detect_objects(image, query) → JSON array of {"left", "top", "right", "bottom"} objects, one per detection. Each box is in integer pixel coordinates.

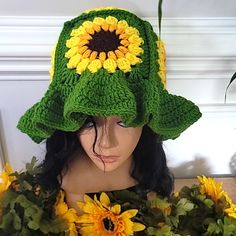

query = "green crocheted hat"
[{"left": 17, "top": 7, "right": 202, "bottom": 143}]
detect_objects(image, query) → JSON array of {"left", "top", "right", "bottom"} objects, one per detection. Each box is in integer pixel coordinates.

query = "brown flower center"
[
  {"left": 87, "top": 30, "right": 121, "bottom": 53},
  {"left": 103, "top": 217, "right": 115, "bottom": 232}
]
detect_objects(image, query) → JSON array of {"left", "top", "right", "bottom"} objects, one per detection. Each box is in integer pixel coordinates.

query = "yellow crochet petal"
[
  {"left": 128, "top": 44, "right": 144, "bottom": 56},
  {"left": 65, "top": 47, "right": 79, "bottom": 58},
  {"left": 93, "top": 17, "right": 105, "bottom": 26},
  {"left": 125, "top": 26, "right": 139, "bottom": 36},
  {"left": 117, "top": 20, "right": 129, "bottom": 29},
  {"left": 128, "top": 35, "right": 144, "bottom": 46},
  {"left": 71, "top": 26, "right": 86, "bottom": 36},
  {"left": 117, "top": 57, "right": 131, "bottom": 72},
  {"left": 82, "top": 21, "right": 94, "bottom": 28},
  {"left": 67, "top": 54, "right": 82, "bottom": 69},
  {"left": 103, "top": 58, "right": 117, "bottom": 73},
  {"left": 87, "top": 59, "right": 102, "bottom": 73},
  {"left": 66, "top": 37, "right": 80, "bottom": 48},
  {"left": 105, "top": 16, "right": 118, "bottom": 25},
  {"left": 76, "top": 58, "right": 90, "bottom": 74},
  {"left": 125, "top": 52, "right": 142, "bottom": 65}
]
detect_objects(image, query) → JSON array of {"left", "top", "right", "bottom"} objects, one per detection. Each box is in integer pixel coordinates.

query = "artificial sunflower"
[
  {"left": 197, "top": 175, "right": 224, "bottom": 203},
  {"left": 65, "top": 16, "right": 144, "bottom": 74},
  {"left": 0, "top": 162, "right": 15, "bottom": 198},
  {"left": 77, "top": 192, "right": 145, "bottom": 236},
  {"left": 54, "top": 190, "right": 80, "bottom": 236},
  {"left": 225, "top": 203, "right": 236, "bottom": 219}
]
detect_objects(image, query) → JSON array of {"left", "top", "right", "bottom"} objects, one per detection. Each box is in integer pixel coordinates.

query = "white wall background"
[{"left": 0, "top": 0, "right": 236, "bottom": 177}]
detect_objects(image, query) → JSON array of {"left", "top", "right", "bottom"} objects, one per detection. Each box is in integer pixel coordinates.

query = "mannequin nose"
[{"left": 98, "top": 125, "right": 117, "bottom": 149}]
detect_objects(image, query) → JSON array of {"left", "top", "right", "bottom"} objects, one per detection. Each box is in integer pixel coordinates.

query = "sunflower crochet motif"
[{"left": 65, "top": 16, "right": 144, "bottom": 74}]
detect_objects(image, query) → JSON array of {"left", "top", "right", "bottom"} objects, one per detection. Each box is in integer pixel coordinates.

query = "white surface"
[
  {"left": 0, "top": 16, "right": 235, "bottom": 176},
  {"left": 0, "top": 0, "right": 236, "bottom": 17}
]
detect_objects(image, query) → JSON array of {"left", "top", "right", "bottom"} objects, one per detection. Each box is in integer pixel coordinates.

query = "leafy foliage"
[{"left": 0, "top": 158, "right": 236, "bottom": 235}]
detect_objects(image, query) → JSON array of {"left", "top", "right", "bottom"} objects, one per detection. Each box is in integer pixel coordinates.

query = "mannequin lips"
[{"left": 95, "top": 155, "right": 119, "bottom": 163}]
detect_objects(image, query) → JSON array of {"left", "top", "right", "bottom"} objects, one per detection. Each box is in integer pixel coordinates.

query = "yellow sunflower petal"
[
  {"left": 128, "top": 44, "right": 144, "bottom": 56},
  {"left": 63, "top": 208, "right": 78, "bottom": 222},
  {"left": 116, "top": 28, "right": 124, "bottom": 35},
  {"left": 84, "top": 194, "right": 94, "bottom": 203},
  {"left": 109, "top": 24, "right": 117, "bottom": 32},
  {"left": 93, "top": 24, "right": 101, "bottom": 32},
  {"left": 117, "top": 20, "right": 129, "bottom": 29},
  {"left": 119, "top": 33, "right": 128, "bottom": 40},
  {"left": 225, "top": 206, "right": 236, "bottom": 219},
  {"left": 67, "top": 54, "right": 82, "bottom": 68},
  {"left": 0, "top": 172, "right": 11, "bottom": 193},
  {"left": 99, "top": 52, "right": 107, "bottom": 61},
  {"left": 197, "top": 176, "right": 224, "bottom": 202},
  {"left": 89, "top": 51, "right": 98, "bottom": 61},
  {"left": 82, "top": 21, "right": 94, "bottom": 28},
  {"left": 120, "top": 39, "right": 130, "bottom": 47},
  {"left": 106, "top": 16, "right": 118, "bottom": 25},
  {"left": 66, "top": 37, "right": 80, "bottom": 48},
  {"left": 78, "top": 46, "right": 88, "bottom": 54},
  {"left": 118, "top": 46, "right": 128, "bottom": 54},
  {"left": 88, "top": 59, "right": 102, "bottom": 73},
  {"left": 76, "top": 58, "right": 90, "bottom": 74},
  {"left": 133, "top": 222, "right": 146, "bottom": 232},
  {"left": 128, "top": 35, "right": 144, "bottom": 46},
  {"left": 101, "top": 22, "right": 109, "bottom": 31},
  {"left": 78, "top": 40, "right": 89, "bottom": 47},
  {"left": 93, "top": 17, "right": 105, "bottom": 26},
  {"left": 103, "top": 58, "right": 117, "bottom": 73},
  {"left": 65, "top": 47, "right": 79, "bottom": 58},
  {"left": 80, "top": 33, "right": 93, "bottom": 41},
  {"left": 110, "top": 204, "right": 121, "bottom": 214},
  {"left": 85, "top": 27, "right": 95, "bottom": 35},
  {"left": 71, "top": 26, "right": 86, "bottom": 36},
  {"left": 121, "top": 209, "right": 138, "bottom": 219},
  {"left": 108, "top": 51, "right": 117, "bottom": 60},
  {"left": 125, "top": 27, "right": 139, "bottom": 36},
  {"left": 100, "top": 192, "right": 110, "bottom": 206},
  {"left": 117, "top": 57, "right": 131, "bottom": 72},
  {"left": 115, "top": 49, "right": 125, "bottom": 58},
  {"left": 4, "top": 163, "right": 14, "bottom": 179},
  {"left": 125, "top": 52, "right": 142, "bottom": 65},
  {"left": 82, "top": 49, "right": 92, "bottom": 58}
]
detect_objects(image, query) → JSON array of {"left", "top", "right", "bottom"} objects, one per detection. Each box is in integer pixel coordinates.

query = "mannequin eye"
[
  {"left": 117, "top": 121, "right": 127, "bottom": 127},
  {"left": 83, "top": 118, "right": 95, "bottom": 128}
]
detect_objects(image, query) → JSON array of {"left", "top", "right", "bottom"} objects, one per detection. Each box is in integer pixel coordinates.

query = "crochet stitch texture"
[{"left": 17, "top": 7, "right": 202, "bottom": 143}]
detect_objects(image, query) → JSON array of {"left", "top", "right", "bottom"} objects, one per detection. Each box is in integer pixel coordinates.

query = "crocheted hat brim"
[{"left": 17, "top": 69, "right": 201, "bottom": 143}]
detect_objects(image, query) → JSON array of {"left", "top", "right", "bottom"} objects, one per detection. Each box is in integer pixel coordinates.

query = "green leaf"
[
  {"left": 203, "top": 199, "right": 214, "bottom": 208},
  {"left": 0, "top": 211, "right": 14, "bottom": 229},
  {"left": 176, "top": 198, "right": 194, "bottom": 216},
  {"left": 158, "top": 0, "right": 163, "bottom": 37},
  {"left": 19, "top": 227, "right": 31, "bottom": 236},
  {"left": 25, "top": 156, "right": 41, "bottom": 176},
  {"left": 206, "top": 221, "right": 222, "bottom": 234},
  {"left": 12, "top": 210, "right": 22, "bottom": 231},
  {"left": 147, "top": 225, "right": 178, "bottom": 236},
  {"left": 225, "top": 72, "right": 236, "bottom": 102}
]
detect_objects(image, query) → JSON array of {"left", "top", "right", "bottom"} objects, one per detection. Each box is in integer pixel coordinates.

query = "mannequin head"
[
  {"left": 78, "top": 116, "right": 143, "bottom": 172},
  {"left": 38, "top": 121, "right": 173, "bottom": 197}
]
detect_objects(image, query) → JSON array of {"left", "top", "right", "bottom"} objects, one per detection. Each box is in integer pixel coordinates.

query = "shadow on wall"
[
  {"left": 229, "top": 152, "right": 236, "bottom": 175},
  {"left": 171, "top": 154, "right": 212, "bottom": 178}
]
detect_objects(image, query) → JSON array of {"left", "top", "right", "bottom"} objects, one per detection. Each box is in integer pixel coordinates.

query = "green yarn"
[{"left": 17, "top": 7, "right": 201, "bottom": 143}]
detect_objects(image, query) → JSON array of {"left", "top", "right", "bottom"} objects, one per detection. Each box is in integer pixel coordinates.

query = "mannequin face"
[{"left": 77, "top": 116, "right": 143, "bottom": 172}]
